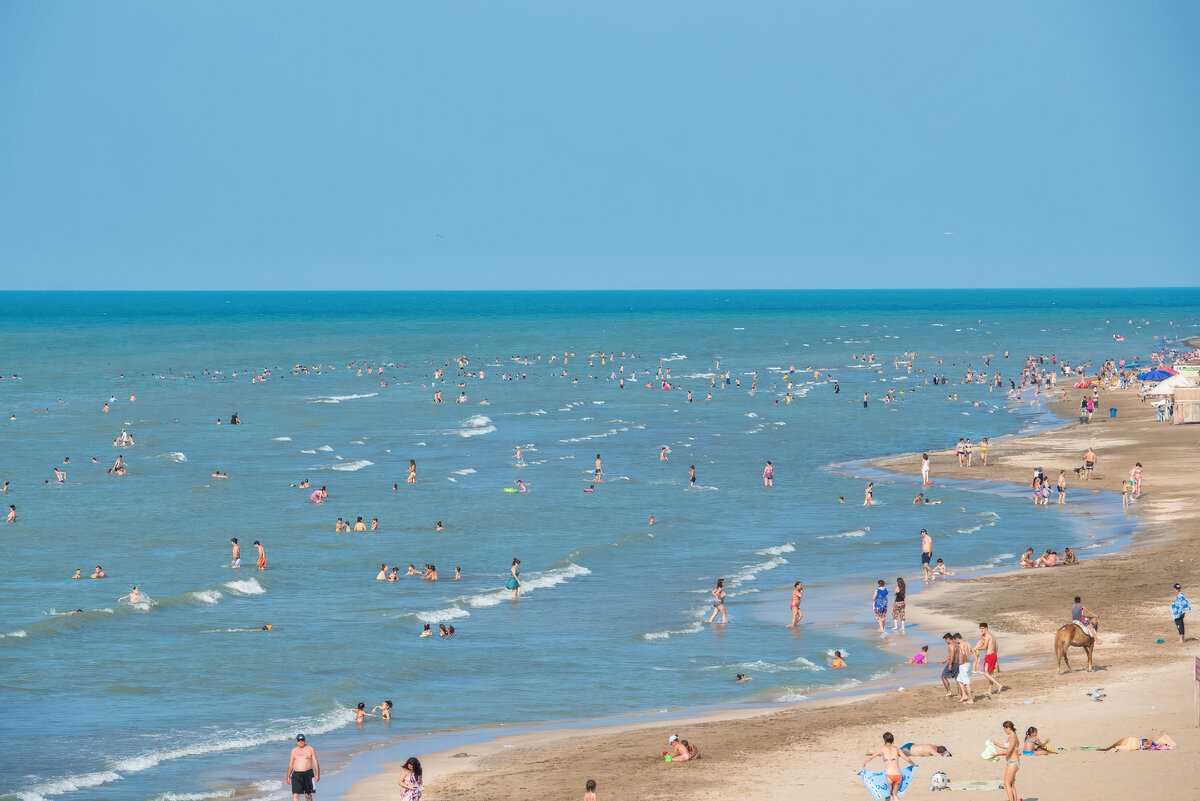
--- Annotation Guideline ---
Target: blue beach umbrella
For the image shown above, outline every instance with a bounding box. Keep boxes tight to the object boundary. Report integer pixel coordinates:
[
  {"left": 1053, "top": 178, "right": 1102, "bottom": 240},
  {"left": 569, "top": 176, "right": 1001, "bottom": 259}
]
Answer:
[{"left": 1137, "top": 369, "right": 1175, "bottom": 381}]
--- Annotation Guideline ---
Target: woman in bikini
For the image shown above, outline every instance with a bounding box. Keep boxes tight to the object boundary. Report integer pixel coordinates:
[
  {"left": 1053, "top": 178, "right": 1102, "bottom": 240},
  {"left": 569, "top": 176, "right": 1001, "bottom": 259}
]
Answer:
[
  {"left": 787, "top": 581, "right": 804, "bottom": 627},
  {"left": 1023, "top": 726, "right": 1052, "bottom": 755},
  {"left": 708, "top": 579, "right": 727, "bottom": 624},
  {"left": 1057, "top": 470, "right": 1067, "bottom": 504},
  {"left": 862, "top": 731, "right": 915, "bottom": 801},
  {"left": 407, "top": 460, "right": 417, "bottom": 484},
  {"left": 991, "top": 720, "right": 1020, "bottom": 801}
]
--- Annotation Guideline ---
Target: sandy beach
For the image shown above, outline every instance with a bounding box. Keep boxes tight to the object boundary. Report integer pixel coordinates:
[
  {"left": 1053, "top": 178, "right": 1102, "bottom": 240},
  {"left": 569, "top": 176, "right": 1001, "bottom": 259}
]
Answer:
[{"left": 345, "top": 383, "right": 1200, "bottom": 800}]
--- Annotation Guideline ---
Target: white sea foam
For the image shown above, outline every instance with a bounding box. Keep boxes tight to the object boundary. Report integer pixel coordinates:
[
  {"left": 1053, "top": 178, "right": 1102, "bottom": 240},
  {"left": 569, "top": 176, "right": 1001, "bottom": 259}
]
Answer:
[
  {"left": 191, "top": 591, "right": 223, "bottom": 605},
  {"left": 317, "top": 445, "right": 334, "bottom": 452},
  {"left": 415, "top": 606, "right": 471, "bottom": 624},
  {"left": 452, "top": 415, "right": 496, "bottom": 437},
  {"left": 641, "top": 620, "right": 705, "bottom": 641},
  {"left": 755, "top": 543, "right": 795, "bottom": 556},
  {"left": 451, "top": 468, "right": 477, "bottom": 475},
  {"left": 464, "top": 563, "right": 590, "bottom": 608},
  {"left": 224, "top": 578, "right": 265, "bottom": 595},
  {"left": 2, "top": 629, "right": 28, "bottom": 638},
  {"left": 310, "top": 393, "right": 378, "bottom": 403},
  {"left": 148, "top": 792, "right": 236, "bottom": 801},
  {"left": 727, "top": 553, "right": 788, "bottom": 589},
  {"left": 818, "top": 528, "right": 868, "bottom": 539},
  {"left": 153, "top": 452, "right": 187, "bottom": 462},
  {"left": 774, "top": 691, "right": 810, "bottom": 703},
  {"left": 331, "top": 460, "right": 373, "bottom": 472},
  {"left": 271, "top": 437, "right": 292, "bottom": 441},
  {"left": 661, "top": 353, "right": 688, "bottom": 361},
  {"left": 18, "top": 768, "right": 124, "bottom": 800},
  {"left": 299, "top": 449, "right": 316, "bottom": 454}
]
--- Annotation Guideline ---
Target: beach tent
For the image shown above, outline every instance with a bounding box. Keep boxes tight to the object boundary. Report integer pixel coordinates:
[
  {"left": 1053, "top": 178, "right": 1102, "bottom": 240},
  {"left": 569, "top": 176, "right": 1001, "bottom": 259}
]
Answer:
[
  {"left": 1137, "top": 368, "right": 1177, "bottom": 381},
  {"left": 1145, "top": 374, "right": 1194, "bottom": 396}
]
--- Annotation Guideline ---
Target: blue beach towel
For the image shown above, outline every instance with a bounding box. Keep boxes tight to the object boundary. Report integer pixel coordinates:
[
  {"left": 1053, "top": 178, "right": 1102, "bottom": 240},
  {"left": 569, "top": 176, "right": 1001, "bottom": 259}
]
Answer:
[{"left": 857, "top": 764, "right": 915, "bottom": 799}]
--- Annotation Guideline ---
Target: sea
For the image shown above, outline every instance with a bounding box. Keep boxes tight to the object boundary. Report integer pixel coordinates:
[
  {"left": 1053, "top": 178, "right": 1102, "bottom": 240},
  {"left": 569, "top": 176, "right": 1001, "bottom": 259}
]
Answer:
[{"left": 2, "top": 289, "right": 1197, "bottom": 801}]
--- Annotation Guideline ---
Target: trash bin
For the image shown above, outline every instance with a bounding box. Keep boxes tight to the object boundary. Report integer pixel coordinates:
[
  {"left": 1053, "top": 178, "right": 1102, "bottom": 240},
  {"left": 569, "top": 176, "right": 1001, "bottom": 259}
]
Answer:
[{"left": 1109, "top": 408, "right": 1117, "bottom": 418}]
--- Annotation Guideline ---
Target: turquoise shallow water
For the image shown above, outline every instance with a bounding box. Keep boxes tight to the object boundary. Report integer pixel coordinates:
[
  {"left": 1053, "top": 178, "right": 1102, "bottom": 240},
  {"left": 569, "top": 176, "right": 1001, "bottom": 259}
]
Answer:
[{"left": 1, "top": 289, "right": 1197, "bottom": 801}]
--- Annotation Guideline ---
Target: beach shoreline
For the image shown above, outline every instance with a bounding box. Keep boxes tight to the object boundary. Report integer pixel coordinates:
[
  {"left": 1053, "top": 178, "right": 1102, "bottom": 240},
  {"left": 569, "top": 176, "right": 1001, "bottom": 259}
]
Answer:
[{"left": 340, "top": 384, "right": 1200, "bottom": 800}]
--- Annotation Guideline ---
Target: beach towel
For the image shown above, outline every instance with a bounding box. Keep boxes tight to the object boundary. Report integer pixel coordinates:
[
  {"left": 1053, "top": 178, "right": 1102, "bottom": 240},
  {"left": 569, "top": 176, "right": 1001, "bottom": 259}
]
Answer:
[{"left": 857, "top": 764, "right": 914, "bottom": 799}]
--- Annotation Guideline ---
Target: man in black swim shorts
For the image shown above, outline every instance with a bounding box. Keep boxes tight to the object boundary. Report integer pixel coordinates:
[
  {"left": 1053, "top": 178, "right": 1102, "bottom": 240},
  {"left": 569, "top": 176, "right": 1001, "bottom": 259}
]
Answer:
[{"left": 286, "top": 734, "right": 319, "bottom": 800}]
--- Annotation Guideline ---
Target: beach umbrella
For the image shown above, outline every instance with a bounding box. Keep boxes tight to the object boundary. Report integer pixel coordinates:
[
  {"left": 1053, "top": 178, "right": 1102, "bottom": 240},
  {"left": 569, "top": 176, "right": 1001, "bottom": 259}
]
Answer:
[{"left": 1138, "top": 369, "right": 1175, "bottom": 381}]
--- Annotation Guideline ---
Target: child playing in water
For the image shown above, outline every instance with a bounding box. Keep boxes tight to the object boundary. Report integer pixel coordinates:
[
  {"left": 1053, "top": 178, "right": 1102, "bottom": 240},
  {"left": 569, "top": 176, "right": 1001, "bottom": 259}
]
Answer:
[
  {"left": 829, "top": 650, "right": 847, "bottom": 668},
  {"left": 909, "top": 645, "right": 929, "bottom": 664},
  {"left": 350, "top": 702, "right": 375, "bottom": 723}
]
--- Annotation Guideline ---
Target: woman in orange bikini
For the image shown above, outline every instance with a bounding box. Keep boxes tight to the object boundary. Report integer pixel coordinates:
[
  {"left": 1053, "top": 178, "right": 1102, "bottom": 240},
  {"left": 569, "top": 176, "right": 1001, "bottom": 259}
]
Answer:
[{"left": 862, "top": 731, "right": 915, "bottom": 801}]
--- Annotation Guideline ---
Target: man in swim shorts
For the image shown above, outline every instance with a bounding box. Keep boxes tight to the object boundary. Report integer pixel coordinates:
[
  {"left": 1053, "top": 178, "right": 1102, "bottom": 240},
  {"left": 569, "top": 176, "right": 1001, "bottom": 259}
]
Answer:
[
  {"left": 231, "top": 538, "right": 241, "bottom": 569},
  {"left": 974, "top": 622, "right": 1003, "bottom": 693},
  {"left": 286, "top": 734, "right": 319, "bottom": 801},
  {"left": 939, "top": 633, "right": 958, "bottom": 697},
  {"left": 921, "top": 529, "right": 933, "bottom": 581},
  {"left": 954, "top": 633, "right": 974, "bottom": 703},
  {"left": 900, "top": 743, "right": 952, "bottom": 757}
]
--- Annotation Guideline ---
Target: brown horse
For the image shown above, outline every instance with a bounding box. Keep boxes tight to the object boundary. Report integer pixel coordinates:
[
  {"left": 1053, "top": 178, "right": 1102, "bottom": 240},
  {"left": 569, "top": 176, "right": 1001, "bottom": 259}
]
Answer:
[{"left": 1054, "top": 616, "right": 1099, "bottom": 672}]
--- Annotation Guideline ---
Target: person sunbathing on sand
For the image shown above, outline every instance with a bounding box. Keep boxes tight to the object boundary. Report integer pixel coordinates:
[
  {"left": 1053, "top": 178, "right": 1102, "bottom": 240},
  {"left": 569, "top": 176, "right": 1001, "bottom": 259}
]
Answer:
[{"left": 898, "top": 743, "right": 951, "bottom": 757}]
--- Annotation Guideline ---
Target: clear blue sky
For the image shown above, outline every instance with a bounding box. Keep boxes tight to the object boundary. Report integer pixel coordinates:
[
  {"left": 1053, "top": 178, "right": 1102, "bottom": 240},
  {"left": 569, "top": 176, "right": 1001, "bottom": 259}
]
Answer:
[{"left": 1, "top": 2, "right": 1196, "bottom": 290}]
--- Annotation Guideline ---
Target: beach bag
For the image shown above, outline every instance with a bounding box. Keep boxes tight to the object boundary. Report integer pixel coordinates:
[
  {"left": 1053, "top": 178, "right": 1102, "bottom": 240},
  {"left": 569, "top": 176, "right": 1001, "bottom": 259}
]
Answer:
[{"left": 930, "top": 771, "right": 949, "bottom": 791}]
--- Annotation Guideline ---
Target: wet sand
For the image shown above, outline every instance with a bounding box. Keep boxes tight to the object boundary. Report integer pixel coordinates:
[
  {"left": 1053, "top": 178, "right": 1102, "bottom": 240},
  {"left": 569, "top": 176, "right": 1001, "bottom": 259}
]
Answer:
[{"left": 345, "top": 385, "right": 1200, "bottom": 800}]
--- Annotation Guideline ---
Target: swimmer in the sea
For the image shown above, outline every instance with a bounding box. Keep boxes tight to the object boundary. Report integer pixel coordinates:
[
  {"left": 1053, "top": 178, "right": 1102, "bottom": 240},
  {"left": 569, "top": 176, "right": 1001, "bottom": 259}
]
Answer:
[
  {"left": 353, "top": 517, "right": 367, "bottom": 531},
  {"left": 372, "top": 700, "right": 393, "bottom": 720},
  {"left": 371, "top": 518, "right": 378, "bottom": 531},
  {"left": 254, "top": 540, "right": 266, "bottom": 570},
  {"left": 71, "top": 568, "right": 81, "bottom": 579},
  {"left": 419, "top": 624, "right": 432, "bottom": 637},
  {"left": 660, "top": 446, "right": 668, "bottom": 462},
  {"left": 117, "top": 586, "right": 142, "bottom": 604},
  {"left": 838, "top": 496, "right": 845, "bottom": 503},
  {"left": 52, "top": 467, "right": 65, "bottom": 483},
  {"left": 349, "top": 702, "right": 375, "bottom": 724},
  {"left": 736, "top": 673, "right": 754, "bottom": 682},
  {"left": 406, "top": 564, "right": 419, "bottom": 576},
  {"left": 864, "top": 482, "right": 874, "bottom": 506},
  {"left": 376, "top": 564, "right": 389, "bottom": 580},
  {"left": 515, "top": 480, "right": 528, "bottom": 492},
  {"left": 829, "top": 650, "right": 847, "bottom": 668},
  {"left": 454, "top": 566, "right": 461, "bottom": 579},
  {"left": 230, "top": 538, "right": 241, "bottom": 568},
  {"left": 388, "top": 567, "right": 399, "bottom": 581},
  {"left": 435, "top": 521, "right": 443, "bottom": 531},
  {"left": 7, "top": 504, "right": 16, "bottom": 522},
  {"left": 91, "top": 565, "right": 106, "bottom": 578}
]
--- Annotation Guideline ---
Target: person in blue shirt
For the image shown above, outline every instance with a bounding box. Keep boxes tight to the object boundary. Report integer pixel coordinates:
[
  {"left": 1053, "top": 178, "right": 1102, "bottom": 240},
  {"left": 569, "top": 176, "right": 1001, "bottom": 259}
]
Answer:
[{"left": 1171, "top": 583, "right": 1191, "bottom": 644}]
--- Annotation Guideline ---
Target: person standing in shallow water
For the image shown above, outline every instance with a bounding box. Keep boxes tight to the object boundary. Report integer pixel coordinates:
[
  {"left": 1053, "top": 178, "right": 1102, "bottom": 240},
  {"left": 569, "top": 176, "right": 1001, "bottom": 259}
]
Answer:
[
  {"left": 872, "top": 580, "right": 888, "bottom": 631},
  {"left": 708, "top": 578, "right": 727, "bottom": 623},
  {"left": 505, "top": 558, "right": 521, "bottom": 598},
  {"left": 787, "top": 581, "right": 804, "bottom": 627},
  {"left": 762, "top": 460, "right": 773, "bottom": 488}
]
